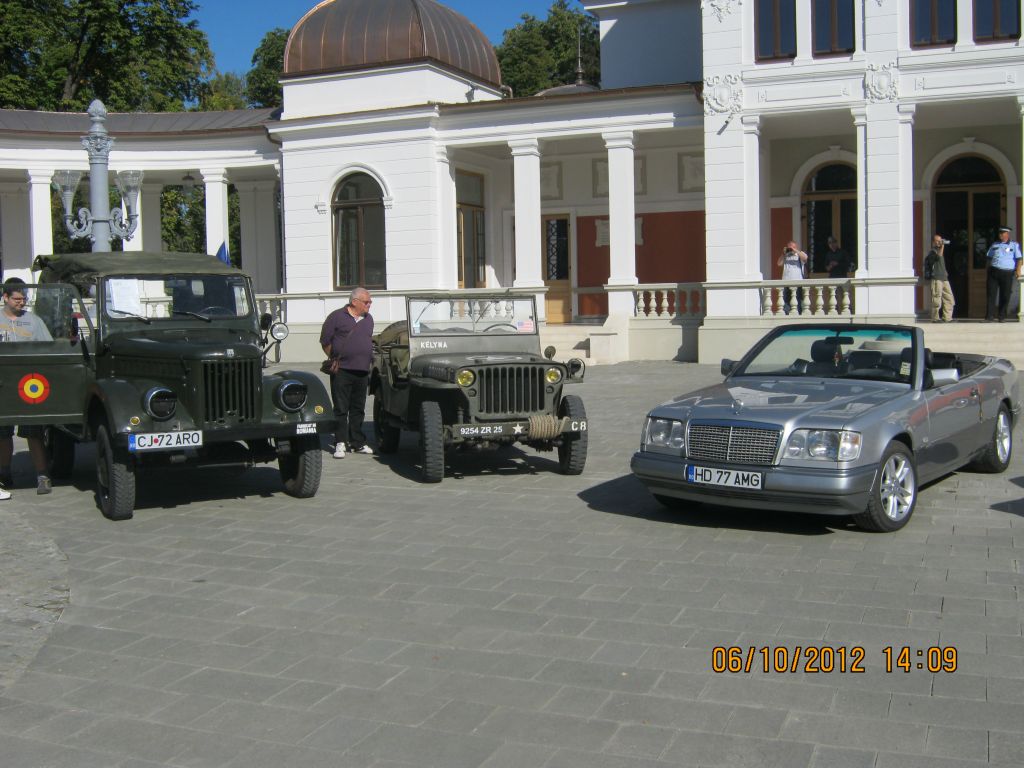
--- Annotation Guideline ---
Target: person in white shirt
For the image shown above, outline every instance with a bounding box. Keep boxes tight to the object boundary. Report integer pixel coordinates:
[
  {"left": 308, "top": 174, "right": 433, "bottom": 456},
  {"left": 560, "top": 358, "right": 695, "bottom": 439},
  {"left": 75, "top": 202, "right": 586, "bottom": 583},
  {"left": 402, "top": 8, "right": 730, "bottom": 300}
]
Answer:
[{"left": 777, "top": 241, "right": 809, "bottom": 315}]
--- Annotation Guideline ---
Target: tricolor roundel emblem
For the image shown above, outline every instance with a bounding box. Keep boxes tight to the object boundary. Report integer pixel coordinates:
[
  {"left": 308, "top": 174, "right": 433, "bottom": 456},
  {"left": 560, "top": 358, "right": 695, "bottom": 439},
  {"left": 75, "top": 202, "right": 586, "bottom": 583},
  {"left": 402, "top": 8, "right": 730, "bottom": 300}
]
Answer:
[{"left": 18, "top": 373, "right": 51, "bottom": 404}]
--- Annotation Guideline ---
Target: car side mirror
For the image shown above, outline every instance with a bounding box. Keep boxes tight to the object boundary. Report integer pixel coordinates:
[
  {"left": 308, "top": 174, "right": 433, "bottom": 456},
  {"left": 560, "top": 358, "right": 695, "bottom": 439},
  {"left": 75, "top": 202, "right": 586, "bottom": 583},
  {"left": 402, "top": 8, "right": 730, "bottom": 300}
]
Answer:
[
  {"left": 544, "top": 345, "right": 556, "bottom": 360},
  {"left": 567, "top": 358, "right": 586, "bottom": 380},
  {"left": 928, "top": 368, "right": 959, "bottom": 388},
  {"left": 721, "top": 359, "right": 737, "bottom": 377},
  {"left": 259, "top": 312, "right": 273, "bottom": 331}
]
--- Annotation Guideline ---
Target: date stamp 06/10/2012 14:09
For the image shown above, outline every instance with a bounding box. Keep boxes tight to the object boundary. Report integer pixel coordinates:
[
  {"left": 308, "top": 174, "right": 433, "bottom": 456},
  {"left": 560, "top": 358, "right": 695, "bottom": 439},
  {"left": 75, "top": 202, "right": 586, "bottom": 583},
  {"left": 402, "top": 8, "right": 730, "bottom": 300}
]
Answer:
[{"left": 711, "top": 646, "right": 959, "bottom": 675}]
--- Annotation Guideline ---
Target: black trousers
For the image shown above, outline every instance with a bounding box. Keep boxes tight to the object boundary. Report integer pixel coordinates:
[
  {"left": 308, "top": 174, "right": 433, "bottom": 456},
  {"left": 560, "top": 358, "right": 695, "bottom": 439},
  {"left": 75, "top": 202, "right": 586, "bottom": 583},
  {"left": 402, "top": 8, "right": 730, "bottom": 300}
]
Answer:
[
  {"left": 330, "top": 369, "right": 368, "bottom": 449},
  {"left": 986, "top": 267, "right": 1015, "bottom": 320},
  {"left": 782, "top": 286, "right": 804, "bottom": 314}
]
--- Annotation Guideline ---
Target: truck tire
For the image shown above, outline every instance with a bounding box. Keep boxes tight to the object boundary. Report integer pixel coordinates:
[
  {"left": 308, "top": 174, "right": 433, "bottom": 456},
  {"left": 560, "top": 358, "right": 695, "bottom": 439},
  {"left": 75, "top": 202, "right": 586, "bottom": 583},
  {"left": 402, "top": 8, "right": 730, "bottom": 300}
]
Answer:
[
  {"left": 95, "top": 424, "right": 135, "bottom": 521},
  {"left": 44, "top": 426, "right": 76, "bottom": 480},
  {"left": 374, "top": 396, "right": 400, "bottom": 454},
  {"left": 279, "top": 436, "right": 322, "bottom": 498},
  {"left": 557, "top": 395, "right": 588, "bottom": 475},
  {"left": 419, "top": 401, "right": 444, "bottom": 483}
]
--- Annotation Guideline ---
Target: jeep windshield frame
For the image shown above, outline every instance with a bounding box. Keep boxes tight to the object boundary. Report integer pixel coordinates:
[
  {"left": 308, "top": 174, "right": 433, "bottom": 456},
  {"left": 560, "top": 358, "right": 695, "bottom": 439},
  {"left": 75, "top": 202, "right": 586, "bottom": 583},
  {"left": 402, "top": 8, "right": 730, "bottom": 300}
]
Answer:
[
  {"left": 407, "top": 295, "right": 538, "bottom": 338},
  {"left": 99, "top": 274, "right": 256, "bottom": 325}
]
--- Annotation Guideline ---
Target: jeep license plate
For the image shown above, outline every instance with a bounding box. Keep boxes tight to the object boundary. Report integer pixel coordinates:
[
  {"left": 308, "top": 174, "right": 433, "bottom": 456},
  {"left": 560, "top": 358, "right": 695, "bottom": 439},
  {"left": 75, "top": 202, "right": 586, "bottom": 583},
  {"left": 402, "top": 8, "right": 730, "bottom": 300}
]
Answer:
[
  {"left": 457, "top": 424, "right": 506, "bottom": 437},
  {"left": 685, "top": 465, "right": 762, "bottom": 489},
  {"left": 129, "top": 430, "right": 203, "bottom": 452}
]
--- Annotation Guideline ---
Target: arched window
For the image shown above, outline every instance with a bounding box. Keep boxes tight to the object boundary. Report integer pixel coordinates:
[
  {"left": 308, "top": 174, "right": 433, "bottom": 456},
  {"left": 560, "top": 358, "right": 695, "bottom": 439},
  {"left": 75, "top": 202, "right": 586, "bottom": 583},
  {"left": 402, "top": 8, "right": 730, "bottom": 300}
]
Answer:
[
  {"left": 802, "top": 163, "right": 857, "bottom": 273},
  {"left": 332, "top": 173, "right": 386, "bottom": 290}
]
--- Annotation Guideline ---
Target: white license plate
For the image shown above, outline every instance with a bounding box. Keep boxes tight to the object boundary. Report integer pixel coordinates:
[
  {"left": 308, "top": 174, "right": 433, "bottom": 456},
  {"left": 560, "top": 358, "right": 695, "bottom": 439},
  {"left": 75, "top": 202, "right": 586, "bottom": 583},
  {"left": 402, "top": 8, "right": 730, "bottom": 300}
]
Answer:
[
  {"left": 686, "top": 465, "right": 762, "bottom": 489},
  {"left": 458, "top": 424, "right": 505, "bottom": 437},
  {"left": 129, "top": 430, "right": 203, "bottom": 452}
]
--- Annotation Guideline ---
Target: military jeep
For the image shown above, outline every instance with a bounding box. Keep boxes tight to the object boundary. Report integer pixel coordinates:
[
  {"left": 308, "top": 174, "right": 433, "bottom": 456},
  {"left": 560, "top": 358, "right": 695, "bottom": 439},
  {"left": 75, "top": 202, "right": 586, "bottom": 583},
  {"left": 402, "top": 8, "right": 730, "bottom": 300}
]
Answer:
[
  {"left": 371, "top": 292, "right": 588, "bottom": 482},
  {"left": 0, "top": 251, "right": 334, "bottom": 520}
]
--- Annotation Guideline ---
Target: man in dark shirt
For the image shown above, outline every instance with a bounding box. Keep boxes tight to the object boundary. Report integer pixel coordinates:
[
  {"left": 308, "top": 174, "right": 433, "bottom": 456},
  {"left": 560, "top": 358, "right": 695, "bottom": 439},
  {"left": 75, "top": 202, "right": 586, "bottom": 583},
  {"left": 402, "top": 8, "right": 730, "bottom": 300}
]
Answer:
[
  {"left": 825, "top": 236, "right": 854, "bottom": 277},
  {"left": 924, "top": 234, "right": 955, "bottom": 322},
  {"left": 319, "top": 287, "right": 375, "bottom": 458}
]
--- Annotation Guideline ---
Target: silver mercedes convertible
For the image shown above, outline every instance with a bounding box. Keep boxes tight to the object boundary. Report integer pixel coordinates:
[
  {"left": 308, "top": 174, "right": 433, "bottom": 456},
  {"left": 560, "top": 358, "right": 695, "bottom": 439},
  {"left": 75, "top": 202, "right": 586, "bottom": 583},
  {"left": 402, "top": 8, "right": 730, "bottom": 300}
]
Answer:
[{"left": 630, "top": 324, "right": 1020, "bottom": 531}]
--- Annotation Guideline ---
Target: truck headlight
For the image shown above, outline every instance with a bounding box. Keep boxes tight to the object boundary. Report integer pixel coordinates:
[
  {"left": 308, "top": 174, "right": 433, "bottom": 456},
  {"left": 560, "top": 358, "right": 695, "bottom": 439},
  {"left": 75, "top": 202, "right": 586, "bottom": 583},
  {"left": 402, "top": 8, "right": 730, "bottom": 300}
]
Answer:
[
  {"left": 545, "top": 367, "right": 563, "bottom": 384},
  {"left": 270, "top": 322, "right": 290, "bottom": 342},
  {"left": 143, "top": 387, "right": 177, "bottom": 420},
  {"left": 274, "top": 380, "right": 307, "bottom": 412},
  {"left": 644, "top": 417, "right": 685, "bottom": 450},
  {"left": 456, "top": 369, "right": 475, "bottom": 387},
  {"left": 785, "top": 429, "right": 861, "bottom": 461}
]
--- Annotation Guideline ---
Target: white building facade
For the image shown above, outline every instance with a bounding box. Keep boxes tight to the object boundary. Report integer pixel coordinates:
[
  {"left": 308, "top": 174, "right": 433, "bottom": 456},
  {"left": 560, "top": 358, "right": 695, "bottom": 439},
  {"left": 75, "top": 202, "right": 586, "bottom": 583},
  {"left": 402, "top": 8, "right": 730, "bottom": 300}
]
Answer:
[{"left": 0, "top": 0, "right": 1020, "bottom": 363}]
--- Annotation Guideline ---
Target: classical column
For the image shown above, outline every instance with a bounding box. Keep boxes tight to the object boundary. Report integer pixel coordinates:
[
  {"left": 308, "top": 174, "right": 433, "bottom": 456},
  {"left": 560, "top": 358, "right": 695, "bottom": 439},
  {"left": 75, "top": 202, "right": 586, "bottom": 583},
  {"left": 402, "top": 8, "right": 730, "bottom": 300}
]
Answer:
[
  {"left": 237, "top": 180, "right": 281, "bottom": 294},
  {"left": 509, "top": 138, "right": 543, "bottom": 288},
  {"left": 896, "top": 104, "right": 916, "bottom": 277},
  {"left": 436, "top": 145, "right": 458, "bottom": 290},
  {"left": 603, "top": 130, "right": 639, "bottom": 317},
  {"left": 201, "top": 168, "right": 230, "bottom": 261},
  {"left": 852, "top": 107, "right": 868, "bottom": 278},
  {"left": 955, "top": 0, "right": 975, "bottom": 51},
  {"left": 27, "top": 169, "right": 54, "bottom": 262},
  {"left": 137, "top": 183, "right": 163, "bottom": 252},
  {"left": 794, "top": 1, "right": 812, "bottom": 62},
  {"left": 741, "top": 115, "right": 763, "bottom": 281}
]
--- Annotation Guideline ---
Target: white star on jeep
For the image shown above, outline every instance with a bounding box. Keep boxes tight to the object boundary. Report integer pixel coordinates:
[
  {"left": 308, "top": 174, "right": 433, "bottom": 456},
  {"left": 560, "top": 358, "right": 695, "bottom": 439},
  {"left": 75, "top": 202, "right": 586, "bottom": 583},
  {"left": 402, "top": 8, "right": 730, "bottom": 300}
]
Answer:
[{"left": 512, "top": 423, "right": 524, "bottom": 435}]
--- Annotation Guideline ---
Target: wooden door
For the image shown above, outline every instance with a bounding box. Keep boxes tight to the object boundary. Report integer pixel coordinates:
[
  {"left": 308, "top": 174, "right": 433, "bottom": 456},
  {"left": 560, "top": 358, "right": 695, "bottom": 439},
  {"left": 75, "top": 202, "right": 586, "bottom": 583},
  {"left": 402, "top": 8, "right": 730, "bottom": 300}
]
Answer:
[{"left": 542, "top": 215, "right": 571, "bottom": 324}]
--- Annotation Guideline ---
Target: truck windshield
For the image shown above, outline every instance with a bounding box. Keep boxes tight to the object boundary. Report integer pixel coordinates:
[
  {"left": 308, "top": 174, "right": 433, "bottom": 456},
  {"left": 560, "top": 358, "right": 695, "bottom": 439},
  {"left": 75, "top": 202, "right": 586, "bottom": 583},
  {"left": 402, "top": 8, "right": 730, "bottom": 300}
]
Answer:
[
  {"left": 102, "top": 275, "right": 253, "bottom": 321},
  {"left": 409, "top": 297, "right": 537, "bottom": 336}
]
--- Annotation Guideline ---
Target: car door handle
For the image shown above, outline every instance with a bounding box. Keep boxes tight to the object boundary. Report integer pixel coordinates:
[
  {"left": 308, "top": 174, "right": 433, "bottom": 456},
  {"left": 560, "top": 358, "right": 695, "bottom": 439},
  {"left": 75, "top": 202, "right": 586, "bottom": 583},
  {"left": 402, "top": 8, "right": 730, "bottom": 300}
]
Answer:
[{"left": 969, "top": 388, "right": 980, "bottom": 399}]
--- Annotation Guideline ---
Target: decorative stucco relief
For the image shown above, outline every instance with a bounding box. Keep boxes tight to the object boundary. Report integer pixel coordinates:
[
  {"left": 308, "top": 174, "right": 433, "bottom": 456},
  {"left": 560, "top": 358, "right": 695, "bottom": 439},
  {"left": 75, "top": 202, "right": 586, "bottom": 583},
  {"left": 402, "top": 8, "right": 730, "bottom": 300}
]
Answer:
[
  {"left": 701, "top": 0, "right": 741, "bottom": 23},
  {"left": 703, "top": 74, "right": 743, "bottom": 115},
  {"left": 865, "top": 62, "right": 899, "bottom": 102}
]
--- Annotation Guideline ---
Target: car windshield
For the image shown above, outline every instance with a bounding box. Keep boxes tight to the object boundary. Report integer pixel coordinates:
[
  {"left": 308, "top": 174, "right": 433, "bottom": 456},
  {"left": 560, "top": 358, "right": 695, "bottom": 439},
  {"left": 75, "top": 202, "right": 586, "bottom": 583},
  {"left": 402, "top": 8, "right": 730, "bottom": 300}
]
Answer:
[
  {"left": 102, "top": 275, "right": 253, "bottom": 321},
  {"left": 409, "top": 297, "right": 537, "bottom": 336},
  {"left": 735, "top": 327, "right": 915, "bottom": 383}
]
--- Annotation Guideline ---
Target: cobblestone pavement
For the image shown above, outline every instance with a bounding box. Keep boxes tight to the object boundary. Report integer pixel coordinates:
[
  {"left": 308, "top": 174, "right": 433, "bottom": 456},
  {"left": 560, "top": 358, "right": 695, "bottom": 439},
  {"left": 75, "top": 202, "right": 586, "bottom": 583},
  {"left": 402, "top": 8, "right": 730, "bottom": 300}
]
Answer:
[{"left": 1, "top": 361, "right": 1022, "bottom": 768}]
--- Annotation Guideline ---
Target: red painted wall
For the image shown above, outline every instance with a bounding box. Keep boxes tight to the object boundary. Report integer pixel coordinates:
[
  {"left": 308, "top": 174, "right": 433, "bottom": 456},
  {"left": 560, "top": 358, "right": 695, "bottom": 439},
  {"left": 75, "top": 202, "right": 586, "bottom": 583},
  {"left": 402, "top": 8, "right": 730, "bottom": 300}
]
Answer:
[
  {"left": 769, "top": 208, "right": 794, "bottom": 279},
  {"left": 576, "top": 211, "right": 706, "bottom": 315}
]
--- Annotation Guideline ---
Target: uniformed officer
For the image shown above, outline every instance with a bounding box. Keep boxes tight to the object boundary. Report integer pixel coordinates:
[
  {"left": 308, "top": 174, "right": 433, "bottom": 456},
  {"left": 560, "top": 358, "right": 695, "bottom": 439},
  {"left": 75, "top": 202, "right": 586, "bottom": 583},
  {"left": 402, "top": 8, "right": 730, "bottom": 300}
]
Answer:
[{"left": 985, "top": 226, "right": 1022, "bottom": 322}]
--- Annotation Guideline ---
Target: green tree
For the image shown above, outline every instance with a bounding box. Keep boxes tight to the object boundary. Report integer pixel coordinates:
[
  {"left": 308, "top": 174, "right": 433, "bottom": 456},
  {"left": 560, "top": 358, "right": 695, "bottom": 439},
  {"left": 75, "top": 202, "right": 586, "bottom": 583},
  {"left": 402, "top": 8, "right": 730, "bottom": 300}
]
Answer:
[
  {"left": 245, "top": 28, "right": 288, "bottom": 109},
  {"left": 199, "top": 71, "right": 248, "bottom": 111},
  {"left": 0, "top": 0, "right": 213, "bottom": 112},
  {"left": 496, "top": 0, "right": 599, "bottom": 98}
]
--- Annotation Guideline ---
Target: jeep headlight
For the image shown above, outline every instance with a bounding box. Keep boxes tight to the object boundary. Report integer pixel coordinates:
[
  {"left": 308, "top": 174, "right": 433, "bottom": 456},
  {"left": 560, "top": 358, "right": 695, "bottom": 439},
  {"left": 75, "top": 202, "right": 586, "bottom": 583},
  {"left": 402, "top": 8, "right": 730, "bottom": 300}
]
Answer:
[
  {"left": 456, "top": 369, "right": 475, "bottom": 387},
  {"left": 143, "top": 387, "right": 177, "bottom": 420},
  {"left": 644, "top": 417, "right": 685, "bottom": 450},
  {"left": 545, "top": 367, "right": 563, "bottom": 384},
  {"left": 274, "top": 380, "right": 308, "bottom": 413},
  {"left": 785, "top": 429, "right": 861, "bottom": 461},
  {"left": 270, "top": 322, "right": 290, "bottom": 342}
]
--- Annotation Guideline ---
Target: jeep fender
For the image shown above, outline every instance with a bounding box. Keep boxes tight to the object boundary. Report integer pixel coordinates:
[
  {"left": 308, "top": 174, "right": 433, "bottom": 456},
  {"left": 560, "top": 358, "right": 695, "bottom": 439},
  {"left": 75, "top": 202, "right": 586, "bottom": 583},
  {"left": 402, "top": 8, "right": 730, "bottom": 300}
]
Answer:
[
  {"left": 87, "top": 379, "right": 164, "bottom": 438},
  {"left": 263, "top": 370, "right": 334, "bottom": 423}
]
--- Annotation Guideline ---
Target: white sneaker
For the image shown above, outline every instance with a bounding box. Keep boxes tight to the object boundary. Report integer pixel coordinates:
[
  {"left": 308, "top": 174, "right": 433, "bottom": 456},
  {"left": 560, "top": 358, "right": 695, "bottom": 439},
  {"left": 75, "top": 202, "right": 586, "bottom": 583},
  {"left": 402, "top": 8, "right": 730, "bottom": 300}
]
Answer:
[
  {"left": 333, "top": 443, "right": 347, "bottom": 459},
  {"left": 0, "top": 487, "right": 10, "bottom": 501},
  {"left": 351, "top": 445, "right": 374, "bottom": 455}
]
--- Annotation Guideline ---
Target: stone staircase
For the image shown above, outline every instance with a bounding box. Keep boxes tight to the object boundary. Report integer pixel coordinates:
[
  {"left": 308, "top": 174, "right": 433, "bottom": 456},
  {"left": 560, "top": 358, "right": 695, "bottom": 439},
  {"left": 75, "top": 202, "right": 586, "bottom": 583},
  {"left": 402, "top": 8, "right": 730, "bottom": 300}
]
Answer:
[
  {"left": 913, "top": 319, "right": 1024, "bottom": 368},
  {"left": 540, "top": 323, "right": 600, "bottom": 363}
]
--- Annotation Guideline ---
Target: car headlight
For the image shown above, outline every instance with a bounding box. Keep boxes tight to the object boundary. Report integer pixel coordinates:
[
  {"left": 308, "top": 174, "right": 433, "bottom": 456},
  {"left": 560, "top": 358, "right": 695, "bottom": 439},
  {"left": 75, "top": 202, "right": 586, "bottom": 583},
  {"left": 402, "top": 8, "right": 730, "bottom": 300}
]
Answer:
[
  {"left": 456, "top": 369, "right": 475, "bottom": 387},
  {"left": 274, "top": 380, "right": 308, "bottom": 412},
  {"left": 785, "top": 429, "right": 861, "bottom": 461},
  {"left": 545, "top": 367, "right": 563, "bottom": 384},
  {"left": 270, "top": 322, "right": 290, "bottom": 342},
  {"left": 143, "top": 387, "right": 177, "bottom": 420},
  {"left": 644, "top": 417, "right": 685, "bottom": 450}
]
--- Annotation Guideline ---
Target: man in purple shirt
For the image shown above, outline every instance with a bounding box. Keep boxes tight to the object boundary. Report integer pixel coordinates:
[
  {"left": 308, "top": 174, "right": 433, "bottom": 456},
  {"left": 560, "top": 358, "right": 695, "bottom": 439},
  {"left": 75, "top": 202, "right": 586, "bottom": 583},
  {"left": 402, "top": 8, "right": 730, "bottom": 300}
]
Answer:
[{"left": 319, "top": 287, "right": 375, "bottom": 458}]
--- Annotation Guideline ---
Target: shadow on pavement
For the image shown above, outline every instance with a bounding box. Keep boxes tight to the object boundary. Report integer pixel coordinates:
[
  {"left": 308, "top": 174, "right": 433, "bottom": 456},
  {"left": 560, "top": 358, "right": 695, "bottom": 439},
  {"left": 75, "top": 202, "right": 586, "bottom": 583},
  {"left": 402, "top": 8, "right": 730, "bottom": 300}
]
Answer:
[
  {"left": 991, "top": 474, "right": 1024, "bottom": 518},
  {"left": 578, "top": 474, "right": 849, "bottom": 536}
]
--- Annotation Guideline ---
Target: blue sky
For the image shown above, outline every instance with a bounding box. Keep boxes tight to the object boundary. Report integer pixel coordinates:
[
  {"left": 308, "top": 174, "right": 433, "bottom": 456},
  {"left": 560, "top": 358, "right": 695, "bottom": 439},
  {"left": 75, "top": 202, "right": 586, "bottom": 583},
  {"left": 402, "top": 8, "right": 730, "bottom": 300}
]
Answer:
[{"left": 194, "top": 0, "right": 583, "bottom": 75}]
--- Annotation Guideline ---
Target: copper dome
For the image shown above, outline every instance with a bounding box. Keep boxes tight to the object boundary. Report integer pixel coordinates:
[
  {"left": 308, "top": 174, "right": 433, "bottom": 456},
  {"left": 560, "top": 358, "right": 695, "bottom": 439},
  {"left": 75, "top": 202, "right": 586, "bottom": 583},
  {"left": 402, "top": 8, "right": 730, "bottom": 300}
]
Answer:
[{"left": 284, "top": 0, "right": 501, "bottom": 88}]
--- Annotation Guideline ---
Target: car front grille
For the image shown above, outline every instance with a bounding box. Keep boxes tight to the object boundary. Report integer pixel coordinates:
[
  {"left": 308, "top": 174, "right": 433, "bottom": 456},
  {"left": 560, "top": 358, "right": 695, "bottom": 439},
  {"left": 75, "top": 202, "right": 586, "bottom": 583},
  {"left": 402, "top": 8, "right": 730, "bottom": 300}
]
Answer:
[
  {"left": 687, "top": 423, "right": 780, "bottom": 466},
  {"left": 202, "top": 359, "right": 260, "bottom": 426},
  {"left": 476, "top": 365, "right": 546, "bottom": 416}
]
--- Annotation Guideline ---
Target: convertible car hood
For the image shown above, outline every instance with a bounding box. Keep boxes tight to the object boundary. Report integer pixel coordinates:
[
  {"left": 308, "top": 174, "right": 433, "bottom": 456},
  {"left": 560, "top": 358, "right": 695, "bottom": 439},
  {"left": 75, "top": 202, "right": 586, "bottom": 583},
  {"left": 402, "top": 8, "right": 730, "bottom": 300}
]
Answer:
[{"left": 650, "top": 377, "right": 910, "bottom": 429}]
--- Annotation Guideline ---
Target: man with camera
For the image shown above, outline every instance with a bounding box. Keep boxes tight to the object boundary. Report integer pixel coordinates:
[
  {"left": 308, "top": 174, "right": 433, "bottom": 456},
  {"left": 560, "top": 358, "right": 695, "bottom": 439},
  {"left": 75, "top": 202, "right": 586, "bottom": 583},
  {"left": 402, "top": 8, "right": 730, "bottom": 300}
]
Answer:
[
  {"left": 924, "top": 234, "right": 955, "bottom": 322},
  {"left": 777, "top": 241, "right": 808, "bottom": 314}
]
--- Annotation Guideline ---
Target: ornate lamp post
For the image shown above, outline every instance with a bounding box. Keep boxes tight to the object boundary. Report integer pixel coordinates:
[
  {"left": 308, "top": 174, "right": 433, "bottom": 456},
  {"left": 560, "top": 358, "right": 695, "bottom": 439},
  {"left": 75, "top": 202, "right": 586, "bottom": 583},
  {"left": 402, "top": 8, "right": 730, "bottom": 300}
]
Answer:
[{"left": 53, "top": 99, "right": 143, "bottom": 252}]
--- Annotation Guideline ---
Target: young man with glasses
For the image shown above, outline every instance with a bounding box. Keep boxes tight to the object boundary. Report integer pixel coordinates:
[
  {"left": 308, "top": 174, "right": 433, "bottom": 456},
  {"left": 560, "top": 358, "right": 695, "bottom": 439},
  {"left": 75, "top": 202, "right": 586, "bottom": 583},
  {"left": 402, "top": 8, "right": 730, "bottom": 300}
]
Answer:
[
  {"left": 1, "top": 278, "right": 54, "bottom": 494},
  {"left": 320, "top": 287, "right": 375, "bottom": 458}
]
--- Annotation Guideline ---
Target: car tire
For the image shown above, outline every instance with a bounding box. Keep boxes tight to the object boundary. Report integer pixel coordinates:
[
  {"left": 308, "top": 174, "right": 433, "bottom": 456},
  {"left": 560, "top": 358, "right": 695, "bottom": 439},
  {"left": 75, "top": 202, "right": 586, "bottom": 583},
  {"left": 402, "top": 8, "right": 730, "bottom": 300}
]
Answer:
[
  {"left": 279, "top": 436, "right": 322, "bottom": 498},
  {"left": 44, "top": 426, "right": 76, "bottom": 480},
  {"left": 95, "top": 424, "right": 135, "bottom": 521},
  {"left": 557, "top": 395, "right": 588, "bottom": 475},
  {"left": 854, "top": 442, "right": 917, "bottom": 532},
  {"left": 419, "top": 401, "right": 444, "bottom": 483},
  {"left": 374, "top": 396, "right": 400, "bottom": 454},
  {"left": 971, "top": 403, "right": 1012, "bottom": 473}
]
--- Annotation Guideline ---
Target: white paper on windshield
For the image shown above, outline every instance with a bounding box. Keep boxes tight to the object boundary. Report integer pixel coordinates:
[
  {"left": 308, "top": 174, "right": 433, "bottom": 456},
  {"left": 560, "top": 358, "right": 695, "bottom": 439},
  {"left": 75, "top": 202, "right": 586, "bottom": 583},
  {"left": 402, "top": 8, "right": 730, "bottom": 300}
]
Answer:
[{"left": 108, "top": 279, "right": 144, "bottom": 315}]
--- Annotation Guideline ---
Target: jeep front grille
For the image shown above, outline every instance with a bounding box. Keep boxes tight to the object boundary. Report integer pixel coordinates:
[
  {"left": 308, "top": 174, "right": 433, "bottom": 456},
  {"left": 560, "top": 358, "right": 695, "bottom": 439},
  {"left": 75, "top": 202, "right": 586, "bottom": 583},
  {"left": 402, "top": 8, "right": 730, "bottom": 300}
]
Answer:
[
  {"left": 476, "top": 366, "right": 546, "bottom": 416},
  {"left": 687, "top": 423, "right": 780, "bottom": 466},
  {"left": 202, "top": 359, "right": 260, "bottom": 425}
]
